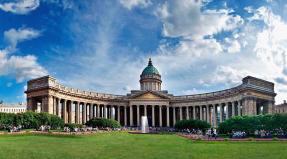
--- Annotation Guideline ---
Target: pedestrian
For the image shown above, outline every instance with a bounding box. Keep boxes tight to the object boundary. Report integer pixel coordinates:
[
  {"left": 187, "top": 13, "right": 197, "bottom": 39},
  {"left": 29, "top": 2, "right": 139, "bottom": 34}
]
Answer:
[{"left": 214, "top": 128, "right": 217, "bottom": 140}]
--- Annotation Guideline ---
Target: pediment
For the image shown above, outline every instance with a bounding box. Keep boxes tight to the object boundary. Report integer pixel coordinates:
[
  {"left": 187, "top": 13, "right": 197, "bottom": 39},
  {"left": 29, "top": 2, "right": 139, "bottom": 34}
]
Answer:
[{"left": 130, "top": 91, "right": 170, "bottom": 100}]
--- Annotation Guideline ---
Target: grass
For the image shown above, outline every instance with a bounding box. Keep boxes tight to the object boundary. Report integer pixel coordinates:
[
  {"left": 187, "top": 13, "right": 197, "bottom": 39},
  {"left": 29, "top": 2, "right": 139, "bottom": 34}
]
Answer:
[{"left": 0, "top": 132, "right": 286, "bottom": 159}]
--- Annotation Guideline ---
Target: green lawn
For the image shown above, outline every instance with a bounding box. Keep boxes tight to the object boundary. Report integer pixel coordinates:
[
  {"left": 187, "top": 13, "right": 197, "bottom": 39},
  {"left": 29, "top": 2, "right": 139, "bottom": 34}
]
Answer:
[{"left": 0, "top": 132, "right": 286, "bottom": 159}]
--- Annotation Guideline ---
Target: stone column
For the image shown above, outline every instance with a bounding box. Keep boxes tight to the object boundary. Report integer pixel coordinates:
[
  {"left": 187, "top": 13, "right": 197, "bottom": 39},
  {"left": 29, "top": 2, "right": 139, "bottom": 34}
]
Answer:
[
  {"left": 173, "top": 107, "right": 176, "bottom": 126},
  {"left": 124, "top": 106, "right": 127, "bottom": 126},
  {"left": 137, "top": 105, "right": 140, "bottom": 126},
  {"left": 200, "top": 106, "right": 203, "bottom": 120},
  {"left": 53, "top": 97, "right": 56, "bottom": 115},
  {"left": 219, "top": 105, "right": 223, "bottom": 123},
  {"left": 166, "top": 106, "right": 170, "bottom": 127},
  {"left": 130, "top": 106, "right": 133, "bottom": 126},
  {"left": 68, "top": 101, "right": 73, "bottom": 123},
  {"left": 111, "top": 106, "right": 115, "bottom": 120},
  {"left": 179, "top": 107, "right": 182, "bottom": 120},
  {"left": 57, "top": 98, "right": 61, "bottom": 118},
  {"left": 72, "top": 102, "right": 76, "bottom": 124},
  {"left": 27, "top": 98, "right": 33, "bottom": 111},
  {"left": 213, "top": 105, "right": 216, "bottom": 127},
  {"left": 42, "top": 95, "right": 53, "bottom": 114},
  {"left": 82, "top": 103, "right": 86, "bottom": 124},
  {"left": 186, "top": 106, "right": 189, "bottom": 120},
  {"left": 238, "top": 101, "right": 241, "bottom": 116},
  {"left": 97, "top": 105, "right": 100, "bottom": 118},
  {"left": 152, "top": 105, "right": 155, "bottom": 127},
  {"left": 104, "top": 105, "right": 107, "bottom": 119},
  {"left": 267, "top": 101, "right": 274, "bottom": 114},
  {"left": 144, "top": 105, "right": 147, "bottom": 116},
  {"left": 86, "top": 105, "right": 90, "bottom": 120},
  {"left": 90, "top": 104, "right": 94, "bottom": 120},
  {"left": 62, "top": 99, "right": 67, "bottom": 123},
  {"left": 159, "top": 106, "right": 162, "bottom": 127},
  {"left": 193, "top": 106, "right": 196, "bottom": 120},
  {"left": 232, "top": 102, "right": 235, "bottom": 117},
  {"left": 117, "top": 106, "right": 121, "bottom": 123},
  {"left": 75, "top": 102, "right": 79, "bottom": 124},
  {"left": 206, "top": 105, "right": 210, "bottom": 123},
  {"left": 226, "top": 103, "right": 229, "bottom": 120}
]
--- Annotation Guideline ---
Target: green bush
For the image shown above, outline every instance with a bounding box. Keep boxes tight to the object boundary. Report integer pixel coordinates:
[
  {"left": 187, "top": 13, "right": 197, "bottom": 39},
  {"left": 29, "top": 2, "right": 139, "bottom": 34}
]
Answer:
[
  {"left": 0, "top": 113, "right": 15, "bottom": 129},
  {"left": 174, "top": 119, "right": 210, "bottom": 132},
  {"left": 218, "top": 114, "right": 287, "bottom": 136},
  {"left": 85, "top": 118, "right": 121, "bottom": 128},
  {"left": 0, "top": 112, "right": 64, "bottom": 130}
]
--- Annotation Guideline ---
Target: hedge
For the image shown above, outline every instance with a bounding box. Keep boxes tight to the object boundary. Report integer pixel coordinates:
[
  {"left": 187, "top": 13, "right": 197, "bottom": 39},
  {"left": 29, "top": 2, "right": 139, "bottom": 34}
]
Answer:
[
  {"left": 0, "top": 112, "right": 64, "bottom": 130},
  {"left": 85, "top": 118, "right": 121, "bottom": 128},
  {"left": 218, "top": 114, "right": 287, "bottom": 135},
  {"left": 174, "top": 119, "right": 210, "bottom": 132}
]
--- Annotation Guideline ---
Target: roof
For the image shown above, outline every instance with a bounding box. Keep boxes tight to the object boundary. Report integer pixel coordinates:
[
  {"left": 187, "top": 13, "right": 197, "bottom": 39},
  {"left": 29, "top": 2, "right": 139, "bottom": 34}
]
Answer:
[{"left": 141, "top": 58, "right": 160, "bottom": 76}]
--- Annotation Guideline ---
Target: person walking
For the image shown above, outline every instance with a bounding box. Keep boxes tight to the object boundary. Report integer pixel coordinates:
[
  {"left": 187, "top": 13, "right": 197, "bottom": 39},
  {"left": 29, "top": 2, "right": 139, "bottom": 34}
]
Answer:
[{"left": 214, "top": 128, "right": 217, "bottom": 140}]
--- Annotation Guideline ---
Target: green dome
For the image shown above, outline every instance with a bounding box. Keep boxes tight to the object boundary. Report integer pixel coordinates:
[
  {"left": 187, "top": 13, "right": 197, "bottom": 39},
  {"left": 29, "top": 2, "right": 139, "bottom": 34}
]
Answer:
[{"left": 141, "top": 58, "right": 160, "bottom": 76}]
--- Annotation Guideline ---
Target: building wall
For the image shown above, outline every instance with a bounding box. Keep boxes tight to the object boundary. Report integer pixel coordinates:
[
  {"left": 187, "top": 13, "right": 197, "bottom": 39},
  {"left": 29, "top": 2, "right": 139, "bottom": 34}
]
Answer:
[
  {"left": 0, "top": 103, "right": 26, "bottom": 114},
  {"left": 275, "top": 102, "right": 287, "bottom": 114}
]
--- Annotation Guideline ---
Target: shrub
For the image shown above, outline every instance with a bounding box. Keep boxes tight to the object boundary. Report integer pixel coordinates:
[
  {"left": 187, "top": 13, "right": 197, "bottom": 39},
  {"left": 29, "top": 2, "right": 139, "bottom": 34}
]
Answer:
[
  {"left": 174, "top": 119, "right": 210, "bottom": 132},
  {"left": 0, "top": 112, "right": 64, "bottom": 130},
  {"left": 85, "top": 118, "right": 121, "bottom": 128},
  {"left": 218, "top": 114, "right": 287, "bottom": 136},
  {"left": 0, "top": 113, "right": 15, "bottom": 129},
  {"left": 49, "top": 114, "right": 65, "bottom": 129}
]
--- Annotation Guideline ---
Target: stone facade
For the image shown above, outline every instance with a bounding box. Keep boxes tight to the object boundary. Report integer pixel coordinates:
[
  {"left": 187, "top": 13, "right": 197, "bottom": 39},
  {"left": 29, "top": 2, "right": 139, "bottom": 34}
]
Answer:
[
  {"left": 275, "top": 101, "right": 287, "bottom": 114},
  {"left": 0, "top": 103, "right": 26, "bottom": 114},
  {"left": 25, "top": 60, "right": 276, "bottom": 127}
]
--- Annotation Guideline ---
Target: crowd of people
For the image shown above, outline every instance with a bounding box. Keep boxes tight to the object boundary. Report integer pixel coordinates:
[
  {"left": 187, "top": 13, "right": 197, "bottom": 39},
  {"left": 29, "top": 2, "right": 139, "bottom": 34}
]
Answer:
[
  {"left": 7, "top": 125, "right": 22, "bottom": 132},
  {"left": 231, "top": 131, "right": 247, "bottom": 138},
  {"left": 206, "top": 128, "right": 218, "bottom": 139},
  {"left": 38, "top": 125, "right": 51, "bottom": 132}
]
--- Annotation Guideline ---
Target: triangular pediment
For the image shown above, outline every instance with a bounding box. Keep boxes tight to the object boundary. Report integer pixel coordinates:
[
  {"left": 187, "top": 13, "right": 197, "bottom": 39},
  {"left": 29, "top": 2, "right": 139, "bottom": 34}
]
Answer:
[{"left": 130, "top": 91, "right": 170, "bottom": 100}]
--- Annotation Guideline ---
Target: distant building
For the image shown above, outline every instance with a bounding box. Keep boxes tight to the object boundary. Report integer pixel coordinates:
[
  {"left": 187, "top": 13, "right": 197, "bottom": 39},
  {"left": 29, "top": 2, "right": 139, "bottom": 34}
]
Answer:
[
  {"left": 275, "top": 101, "right": 287, "bottom": 114},
  {"left": 0, "top": 103, "right": 26, "bottom": 114}
]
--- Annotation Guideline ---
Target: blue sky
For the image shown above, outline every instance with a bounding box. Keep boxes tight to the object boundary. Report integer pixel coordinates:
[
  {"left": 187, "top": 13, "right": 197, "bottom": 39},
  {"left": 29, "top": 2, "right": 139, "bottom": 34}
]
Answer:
[{"left": 0, "top": 0, "right": 287, "bottom": 104}]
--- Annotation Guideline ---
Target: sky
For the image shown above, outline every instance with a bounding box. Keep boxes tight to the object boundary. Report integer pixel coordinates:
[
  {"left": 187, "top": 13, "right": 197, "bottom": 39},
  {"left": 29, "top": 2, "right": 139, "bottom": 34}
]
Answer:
[{"left": 0, "top": 0, "right": 287, "bottom": 104}]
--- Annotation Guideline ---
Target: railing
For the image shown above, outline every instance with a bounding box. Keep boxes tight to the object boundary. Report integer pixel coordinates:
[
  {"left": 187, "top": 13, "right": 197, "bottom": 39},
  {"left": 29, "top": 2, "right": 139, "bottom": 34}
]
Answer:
[{"left": 173, "top": 85, "right": 242, "bottom": 100}]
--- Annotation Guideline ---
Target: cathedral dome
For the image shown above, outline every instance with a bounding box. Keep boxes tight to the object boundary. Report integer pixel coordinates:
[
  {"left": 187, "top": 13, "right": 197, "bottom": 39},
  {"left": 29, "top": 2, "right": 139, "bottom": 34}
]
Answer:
[
  {"left": 141, "top": 58, "right": 160, "bottom": 76},
  {"left": 140, "top": 58, "right": 162, "bottom": 91}
]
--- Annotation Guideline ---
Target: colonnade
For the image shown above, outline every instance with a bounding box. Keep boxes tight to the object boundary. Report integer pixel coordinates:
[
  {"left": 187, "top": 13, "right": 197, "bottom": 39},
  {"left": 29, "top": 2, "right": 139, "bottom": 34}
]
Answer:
[{"left": 41, "top": 96, "right": 243, "bottom": 127}]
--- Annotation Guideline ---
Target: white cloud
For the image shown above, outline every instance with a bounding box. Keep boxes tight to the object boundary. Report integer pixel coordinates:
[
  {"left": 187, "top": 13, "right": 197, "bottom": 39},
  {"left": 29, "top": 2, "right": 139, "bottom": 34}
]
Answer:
[
  {"left": 119, "top": 0, "right": 151, "bottom": 10},
  {"left": 149, "top": 4, "right": 287, "bottom": 104},
  {"left": 253, "top": 7, "right": 287, "bottom": 72},
  {"left": 226, "top": 39, "right": 241, "bottom": 53},
  {"left": 0, "top": 0, "right": 39, "bottom": 15},
  {"left": 247, "top": 6, "right": 287, "bottom": 104},
  {"left": 206, "top": 65, "right": 249, "bottom": 86},
  {"left": 0, "top": 27, "right": 47, "bottom": 82},
  {"left": 156, "top": 0, "right": 244, "bottom": 39},
  {"left": 4, "top": 27, "right": 40, "bottom": 51},
  {"left": 0, "top": 50, "right": 47, "bottom": 82}
]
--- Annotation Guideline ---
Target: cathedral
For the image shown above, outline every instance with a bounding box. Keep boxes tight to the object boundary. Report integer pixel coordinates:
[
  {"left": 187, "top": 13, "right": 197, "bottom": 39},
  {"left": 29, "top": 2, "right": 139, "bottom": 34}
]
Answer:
[{"left": 25, "top": 59, "right": 276, "bottom": 127}]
